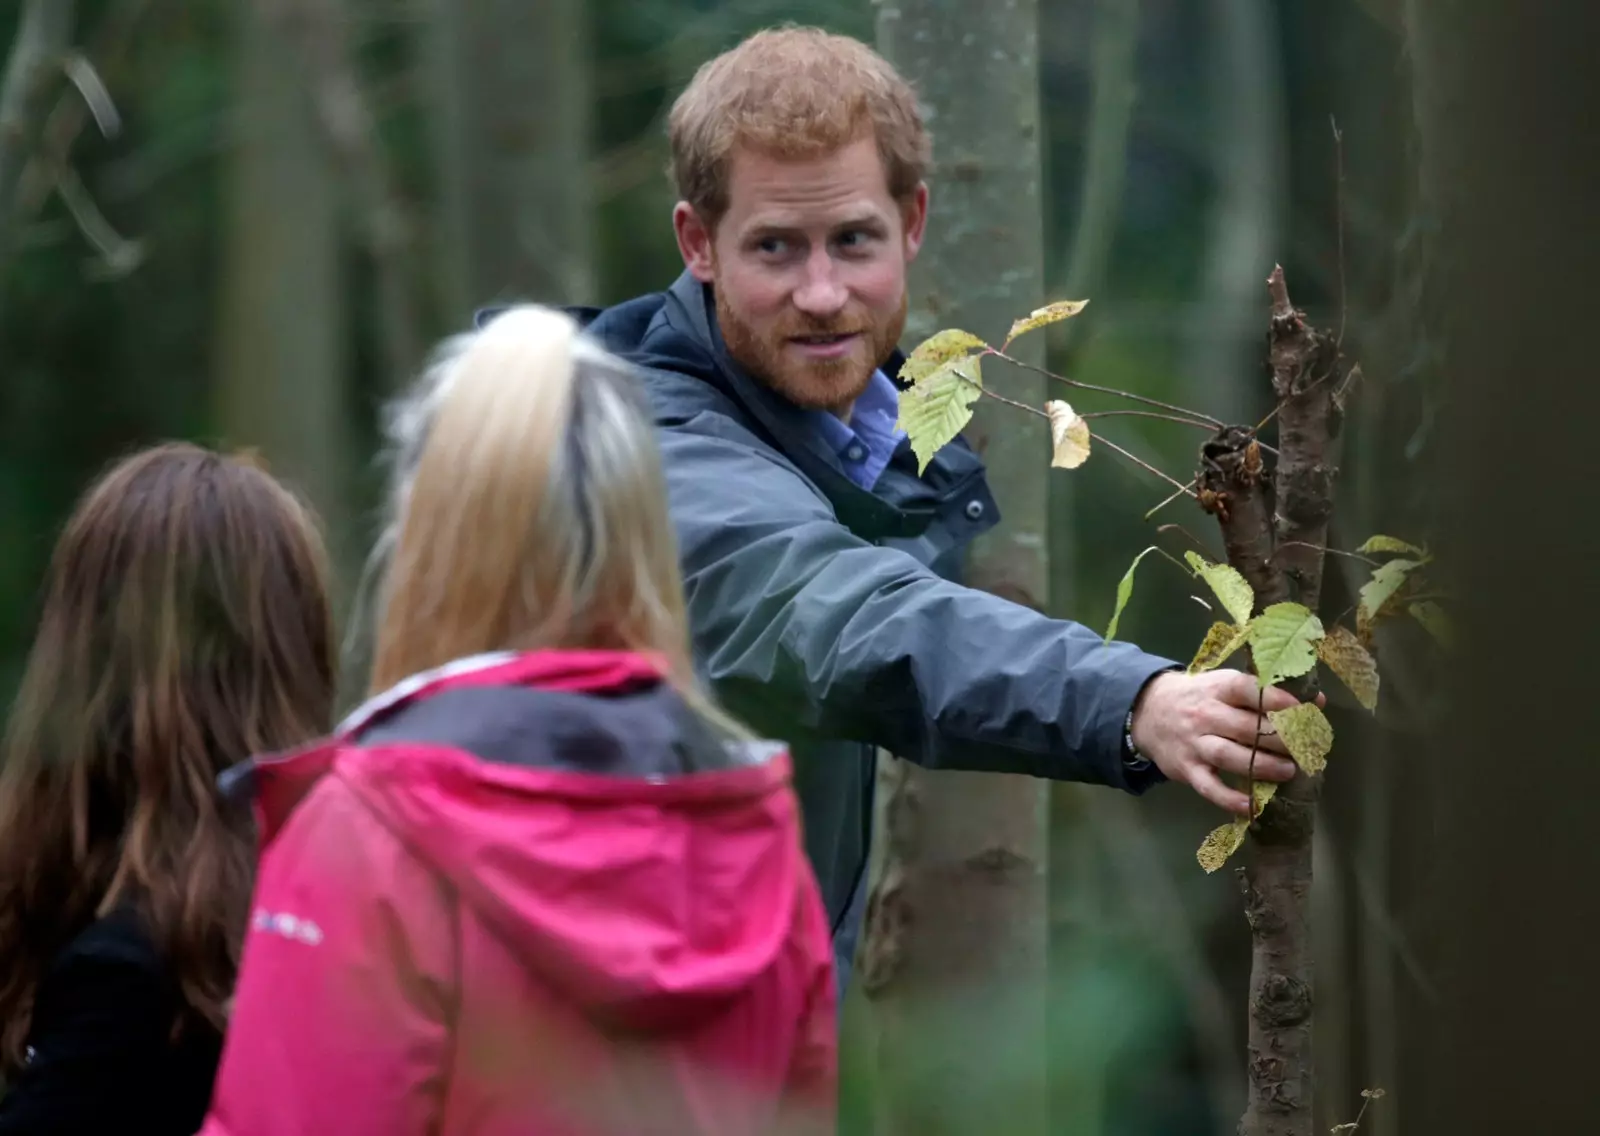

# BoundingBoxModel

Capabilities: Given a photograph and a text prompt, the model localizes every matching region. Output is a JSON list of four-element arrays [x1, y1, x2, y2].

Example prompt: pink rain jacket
[[200, 650, 836, 1136]]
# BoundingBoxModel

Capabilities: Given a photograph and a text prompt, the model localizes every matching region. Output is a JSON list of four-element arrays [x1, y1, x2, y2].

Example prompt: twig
[[1080, 408, 1217, 429], [1332, 116, 1348, 348], [989, 349, 1227, 427], [1272, 540, 1382, 568], [0, 0, 76, 266], [976, 385, 1048, 419], [1144, 477, 1198, 520], [54, 163, 141, 276], [1155, 522, 1217, 558], [1089, 430, 1198, 497], [60, 51, 118, 137], [1247, 686, 1266, 818]]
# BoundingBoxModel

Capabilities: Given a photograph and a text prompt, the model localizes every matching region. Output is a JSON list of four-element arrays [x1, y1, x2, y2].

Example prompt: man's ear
[[673, 202, 717, 282], [901, 182, 929, 263]]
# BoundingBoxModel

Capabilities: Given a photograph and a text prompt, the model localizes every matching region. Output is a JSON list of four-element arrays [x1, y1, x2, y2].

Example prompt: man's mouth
[[790, 332, 859, 346]]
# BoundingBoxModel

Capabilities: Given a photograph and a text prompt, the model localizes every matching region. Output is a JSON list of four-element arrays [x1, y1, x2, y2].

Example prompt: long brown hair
[[0, 443, 336, 1074]]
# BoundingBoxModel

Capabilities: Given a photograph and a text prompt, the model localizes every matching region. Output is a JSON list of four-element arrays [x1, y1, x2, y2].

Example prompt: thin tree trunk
[[216, 0, 352, 607], [425, 0, 593, 320], [861, 3, 1049, 1133]]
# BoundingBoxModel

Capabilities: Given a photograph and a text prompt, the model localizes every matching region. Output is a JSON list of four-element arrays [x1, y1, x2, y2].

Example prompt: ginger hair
[[667, 25, 931, 227]]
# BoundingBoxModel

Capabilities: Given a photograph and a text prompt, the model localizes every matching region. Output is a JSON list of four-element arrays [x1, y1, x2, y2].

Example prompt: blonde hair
[[668, 25, 931, 226], [368, 306, 736, 737]]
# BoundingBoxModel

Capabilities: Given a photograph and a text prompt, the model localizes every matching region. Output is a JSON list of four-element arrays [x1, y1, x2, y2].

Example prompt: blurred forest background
[[0, 0, 1454, 1133]]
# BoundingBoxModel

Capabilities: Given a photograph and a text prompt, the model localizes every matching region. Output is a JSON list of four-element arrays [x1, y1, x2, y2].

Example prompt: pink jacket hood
[[239, 650, 806, 1034]]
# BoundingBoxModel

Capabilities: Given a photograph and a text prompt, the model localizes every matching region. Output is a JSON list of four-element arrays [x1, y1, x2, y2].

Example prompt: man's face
[[673, 134, 928, 417]]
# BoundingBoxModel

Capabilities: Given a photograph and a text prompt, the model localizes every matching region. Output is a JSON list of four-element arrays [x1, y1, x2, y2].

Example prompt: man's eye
[[757, 237, 788, 255]]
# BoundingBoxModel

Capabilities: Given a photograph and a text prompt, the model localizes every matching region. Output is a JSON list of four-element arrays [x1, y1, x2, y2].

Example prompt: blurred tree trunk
[[216, 2, 352, 599], [1407, 0, 1600, 1133], [426, 0, 594, 320], [860, 3, 1049, 1134]]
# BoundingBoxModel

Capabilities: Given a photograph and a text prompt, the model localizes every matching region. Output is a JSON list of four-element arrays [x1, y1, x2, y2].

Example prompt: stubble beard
[[716, 288, 909, 417]]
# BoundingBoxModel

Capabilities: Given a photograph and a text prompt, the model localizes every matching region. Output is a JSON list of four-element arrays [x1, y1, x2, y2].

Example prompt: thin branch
[[1272, 540, 1382, 568], [989, 349, 1228, 427], [54, 163, 141, 276], [1144, 477, 1199, 521], [1089, 430, 1197, 497], [977, 385, 1049, 419], [1156, 522, 1219, 559], [60, 51, 118, 137], [1332, 115, 1348, 348], [1080, 408, 1217, 429], [0, 0, 76, 269], [1247, 685, 1266, 818]]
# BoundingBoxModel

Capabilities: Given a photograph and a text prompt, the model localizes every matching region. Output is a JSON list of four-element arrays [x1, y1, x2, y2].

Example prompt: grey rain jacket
[[479, 271, 1177, 942]]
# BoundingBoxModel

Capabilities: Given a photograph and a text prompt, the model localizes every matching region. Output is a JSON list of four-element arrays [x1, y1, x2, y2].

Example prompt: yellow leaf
[[1005, 299, 1089, 345], [900, 328, 987, 386], [1183, 551, 1255, 625], [1247, 602, 1324, 687], [895, 356, 983, 474], [1356, 534, 1427, 557], [1188, 621, 1250, 674], [1317, 625, 1380, 711], [1197, 819, 1249, 873], [1267, 702, 1333, 775], [1250, 779, 1279, 819], [1046, 400, 1091, 469]]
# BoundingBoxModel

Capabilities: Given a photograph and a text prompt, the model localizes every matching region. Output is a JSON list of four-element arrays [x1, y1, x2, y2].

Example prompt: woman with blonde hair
[[202, 305, 836, 1136], [0, 443, 336, 1135]]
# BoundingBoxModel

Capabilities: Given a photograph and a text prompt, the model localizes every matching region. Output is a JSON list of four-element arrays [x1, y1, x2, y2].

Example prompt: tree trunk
[[1406, 1, 1600, 1133], [425, 0, 593, 320], [860, 4, 1049, 1134], [216, 1, 352, 606]]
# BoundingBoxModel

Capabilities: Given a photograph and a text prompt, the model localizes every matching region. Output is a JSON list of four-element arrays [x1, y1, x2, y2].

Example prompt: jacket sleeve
[[659, 419, 1177, 790], [0, 952, 171, 1134], [200, 775, 455, 1136]]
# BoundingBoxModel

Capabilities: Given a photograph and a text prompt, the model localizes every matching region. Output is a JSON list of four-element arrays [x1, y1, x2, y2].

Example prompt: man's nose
[[792, 250, 848, 317]]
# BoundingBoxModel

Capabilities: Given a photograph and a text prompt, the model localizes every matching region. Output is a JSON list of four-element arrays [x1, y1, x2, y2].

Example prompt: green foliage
[[1245, 603, 1324, 688], [896, 355, 984, 474], [1183, 551, 1254, 626], [1356, 534, 1426, 557], [900, 328, 988, 385], [1356, 556, 1426, 638], [1409, 600, 1454, 648], [1103, 546, 1157, 643]]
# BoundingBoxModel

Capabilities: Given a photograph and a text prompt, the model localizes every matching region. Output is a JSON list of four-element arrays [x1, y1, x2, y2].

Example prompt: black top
[[0, 907, 223, 1136]]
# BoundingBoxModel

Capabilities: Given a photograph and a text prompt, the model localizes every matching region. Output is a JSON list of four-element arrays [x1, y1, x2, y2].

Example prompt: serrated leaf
[[900, 328, 987, 385], [1104, 546, 1157, 643], [1197, 818, 1249, 873], [1183, 551, 1255, 625], [1317, 625, 1379, 711], [1408, 600, 1454, 649], [895, 356, 982, 474], [1267, 702, 1333, 775], [1005, 299, 1089, 344], [1356, 534, 1427, 557], [1248, 602, 1325, 687], [1357, 557, 1424, 638], [1188, 621, 1250, 674], [1250, 779, 1279, 819], [1046, 400, 1091, 469]]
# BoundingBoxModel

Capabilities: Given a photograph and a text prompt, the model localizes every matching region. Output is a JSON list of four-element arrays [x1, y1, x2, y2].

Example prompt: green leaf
[[1104, 546, 1157, 643], [1356, 534, 1427, 557], [1046, 400, 1091, 469], [1183, 551, 1255, 625], [1196, 818, 1249, 873], [900, 328, 987, 386], [1005, 299, 1089, 344], [1188, 621, 1250, 674], [1267, 702, 1333, 775], [1409, 600, 1454, 649], [1316, 625, 1380, 711], [1357, 557, 1425, 638], [1247, 602, 1325, 687], [895, 356, 983, 474]]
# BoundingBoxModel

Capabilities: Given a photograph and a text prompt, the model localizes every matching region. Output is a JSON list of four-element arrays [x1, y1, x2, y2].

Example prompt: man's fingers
[[1203, 704, 1291, 755], [1258, 684, 1302, 713], [1188, 764, 1251, 817], [1198, 735, 1297, 781]]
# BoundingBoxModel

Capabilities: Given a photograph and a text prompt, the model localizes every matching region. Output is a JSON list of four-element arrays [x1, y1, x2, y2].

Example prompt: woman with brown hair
[[0, 443, 336, 1135]]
